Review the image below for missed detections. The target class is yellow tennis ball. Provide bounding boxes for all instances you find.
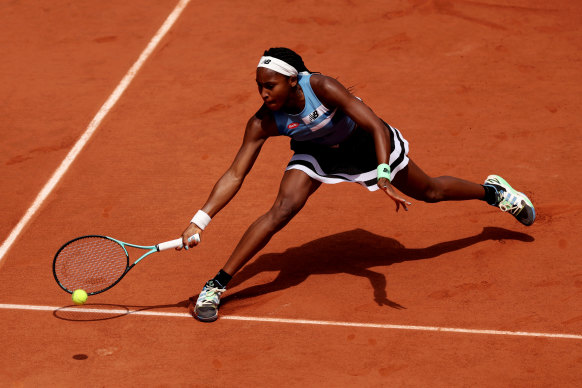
[72,289,88,305]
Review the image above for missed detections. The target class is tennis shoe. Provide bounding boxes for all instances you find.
[191,280,225,322]
[484,175,535,226]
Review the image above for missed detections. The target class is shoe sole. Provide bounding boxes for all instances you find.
[194,304,219,322]
[485,175,535,226]
[196,311,218,322]
[188,297,219,322]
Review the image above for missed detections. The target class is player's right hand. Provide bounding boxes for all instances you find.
[177,222,203,250]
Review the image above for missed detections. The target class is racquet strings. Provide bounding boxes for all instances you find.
[54,236,128,294]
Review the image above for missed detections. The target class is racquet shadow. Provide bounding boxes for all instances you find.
[222,227,534,309]
[53,301,189,322]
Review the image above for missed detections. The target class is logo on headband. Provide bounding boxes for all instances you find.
[263,59,271,64]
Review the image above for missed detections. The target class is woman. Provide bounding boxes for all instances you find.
[179,47,535,322]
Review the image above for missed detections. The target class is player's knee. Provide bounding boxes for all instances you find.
[268,198,301,226]
[422,189,443,203]
[420,180,445,203]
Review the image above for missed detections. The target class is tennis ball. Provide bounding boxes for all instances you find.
[72,289,88,305]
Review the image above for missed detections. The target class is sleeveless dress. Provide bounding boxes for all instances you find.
[272,74,409,191]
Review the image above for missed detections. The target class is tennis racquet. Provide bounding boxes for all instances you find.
[53,234,199,295]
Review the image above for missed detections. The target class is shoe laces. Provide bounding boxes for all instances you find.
[499,191,523,215]
[199,287,225,306]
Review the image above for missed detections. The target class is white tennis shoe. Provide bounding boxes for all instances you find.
[484,175,535,226]
[193,281,225,322]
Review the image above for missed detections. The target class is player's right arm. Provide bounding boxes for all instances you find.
[201,109,277,217]
[180,107,278,248]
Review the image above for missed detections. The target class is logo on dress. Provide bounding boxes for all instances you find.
[287,122,299,129]
[308,110,319,122]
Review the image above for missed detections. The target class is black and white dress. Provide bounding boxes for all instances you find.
[272,74,409,191]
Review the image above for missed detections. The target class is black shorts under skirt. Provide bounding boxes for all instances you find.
[285,122,409,191]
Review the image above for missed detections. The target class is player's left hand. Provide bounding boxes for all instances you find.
[378,178,411,212]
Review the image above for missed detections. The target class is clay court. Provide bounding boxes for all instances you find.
[1,0,581,386]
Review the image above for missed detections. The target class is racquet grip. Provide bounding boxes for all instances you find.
[157,238,185,251]
[156,234,200,251]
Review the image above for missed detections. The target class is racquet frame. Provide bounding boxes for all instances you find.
[53,235,185,295]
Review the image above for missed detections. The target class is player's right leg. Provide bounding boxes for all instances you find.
[191,169,321,322]
[222,169,321,276]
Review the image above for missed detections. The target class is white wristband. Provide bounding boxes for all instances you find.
[191,210,211,230]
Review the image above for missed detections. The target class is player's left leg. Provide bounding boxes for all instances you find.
[391,159,535,225]
[391,159,486,202]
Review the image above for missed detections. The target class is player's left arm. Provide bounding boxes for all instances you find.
[311,75,390,165]
[311,75,410,211]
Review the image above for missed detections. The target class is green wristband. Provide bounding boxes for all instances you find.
[377,163,391,181]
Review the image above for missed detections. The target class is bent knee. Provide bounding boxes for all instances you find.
[422,188,444,203]
[415,180,445,203]
[267,198,302,225]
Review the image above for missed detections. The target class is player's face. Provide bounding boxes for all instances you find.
[256,68,297,111]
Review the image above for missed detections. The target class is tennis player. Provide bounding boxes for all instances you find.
[179,47,535,322]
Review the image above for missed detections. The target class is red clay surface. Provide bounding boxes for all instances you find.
[1,0,581,386]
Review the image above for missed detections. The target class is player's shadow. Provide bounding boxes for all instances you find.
[223,227,534,309]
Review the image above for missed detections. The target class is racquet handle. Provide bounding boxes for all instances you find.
[156,234,200,251]
[157,238,183,251]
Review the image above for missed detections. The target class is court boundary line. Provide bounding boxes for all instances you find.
[1,303,581,340]
[0,0,192,264]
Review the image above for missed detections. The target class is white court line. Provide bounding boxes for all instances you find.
[1,303,581,340]
[0,0,192,264]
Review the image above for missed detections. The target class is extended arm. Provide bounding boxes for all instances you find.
[181,110,278,247]
[201,117,269,217]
